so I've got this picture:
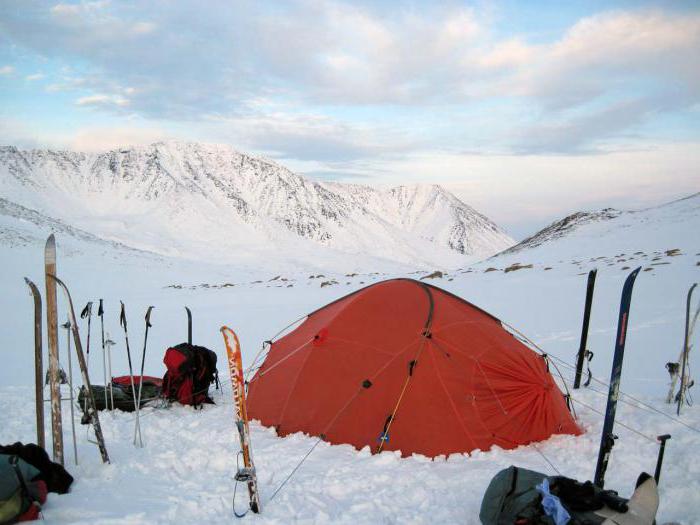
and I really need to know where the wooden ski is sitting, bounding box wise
[24,278,45,450]
[44,234,63,465]
[49,274,110,464]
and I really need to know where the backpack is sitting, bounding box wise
[479,466,655,525]
[78,376,163,413]
[0,454,48,524]
[162,343,219,407]
[0,443,73,495]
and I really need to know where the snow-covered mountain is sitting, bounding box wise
[0,142,513,270]
[492,193,700,263]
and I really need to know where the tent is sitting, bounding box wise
[247,278,580,457]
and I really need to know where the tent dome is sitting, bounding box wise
[247,279,580,457]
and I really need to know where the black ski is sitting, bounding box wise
[185,306,192,344]
[48,274,110,463]
[24,278,45,450]
[574,269,597,389]
[593,267,640,488]
[678,283,697,415]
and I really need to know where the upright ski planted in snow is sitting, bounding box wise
[48,274,110,463]
[221,326,261,516]
[593,267,640,488]
[677,283,697,415]
[574,269,597,389]
[44,234,64,465]
[24,278,45,450]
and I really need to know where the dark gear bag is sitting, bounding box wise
[162,343,219,407]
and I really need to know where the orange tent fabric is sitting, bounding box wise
[247,279,580,458]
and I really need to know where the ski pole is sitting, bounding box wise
[120,301,142,447]
[105,336,116,411]
[185,306,192,344]
[61,319,78,466]
[134,306,154,446]
[81,302,93,367]
[98,300,108,410]
[654,434,671,485]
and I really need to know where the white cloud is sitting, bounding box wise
[69,126,170,152]
[0,65,15,75]
[75,94,129,108]
[25,73,44,81]
[384,142,700,235]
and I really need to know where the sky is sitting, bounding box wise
[0,0,699,238]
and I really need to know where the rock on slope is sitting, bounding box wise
[0,142,513,268]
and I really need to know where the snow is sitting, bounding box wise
[1,171,699,522]
[0,142,514,271]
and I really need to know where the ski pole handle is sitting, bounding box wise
[81,301,93,319]
[654,434,671,485]
[145,306,154,327]
[120,301,127,330]
[98,299,104,317]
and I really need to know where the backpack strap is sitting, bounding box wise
[9,455,41,513]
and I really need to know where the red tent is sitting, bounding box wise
[247,279,580,457]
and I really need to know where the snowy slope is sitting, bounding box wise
[0,142,513,269]
[0,191,698,523]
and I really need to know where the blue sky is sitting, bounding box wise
[1,0,699,237]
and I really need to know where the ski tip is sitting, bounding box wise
[44,234,56,260]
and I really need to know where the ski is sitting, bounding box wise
[593,267,641,488]
[186,306,192,344]
[134,306,154,446]
[61,319,79,465]
[44,234,64,465]
[220,326,261,516]
[24,278,45,450]
[677,283,698,415]
[49,274,110,463]
[120,301,143,446]
[574,269,597,389]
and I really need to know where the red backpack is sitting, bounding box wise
[162,343,219,407]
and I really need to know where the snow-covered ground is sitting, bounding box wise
[1,193,699,523]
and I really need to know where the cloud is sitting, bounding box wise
[25,73,44,81]
[68,126,171,152]
[75,94,129,108]
[515,10,700,110]
[382,142,700,237]
[511,97,679,154]
[204,110,416,162]
[0,65,14,75]
[0,2,698,157]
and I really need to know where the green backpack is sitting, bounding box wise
[0,454,46,524]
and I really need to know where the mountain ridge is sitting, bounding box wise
[0,141,514,269]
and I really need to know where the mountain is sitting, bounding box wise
[0,142,513,270]
[486,192,700,268]
[501,208,622,255]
